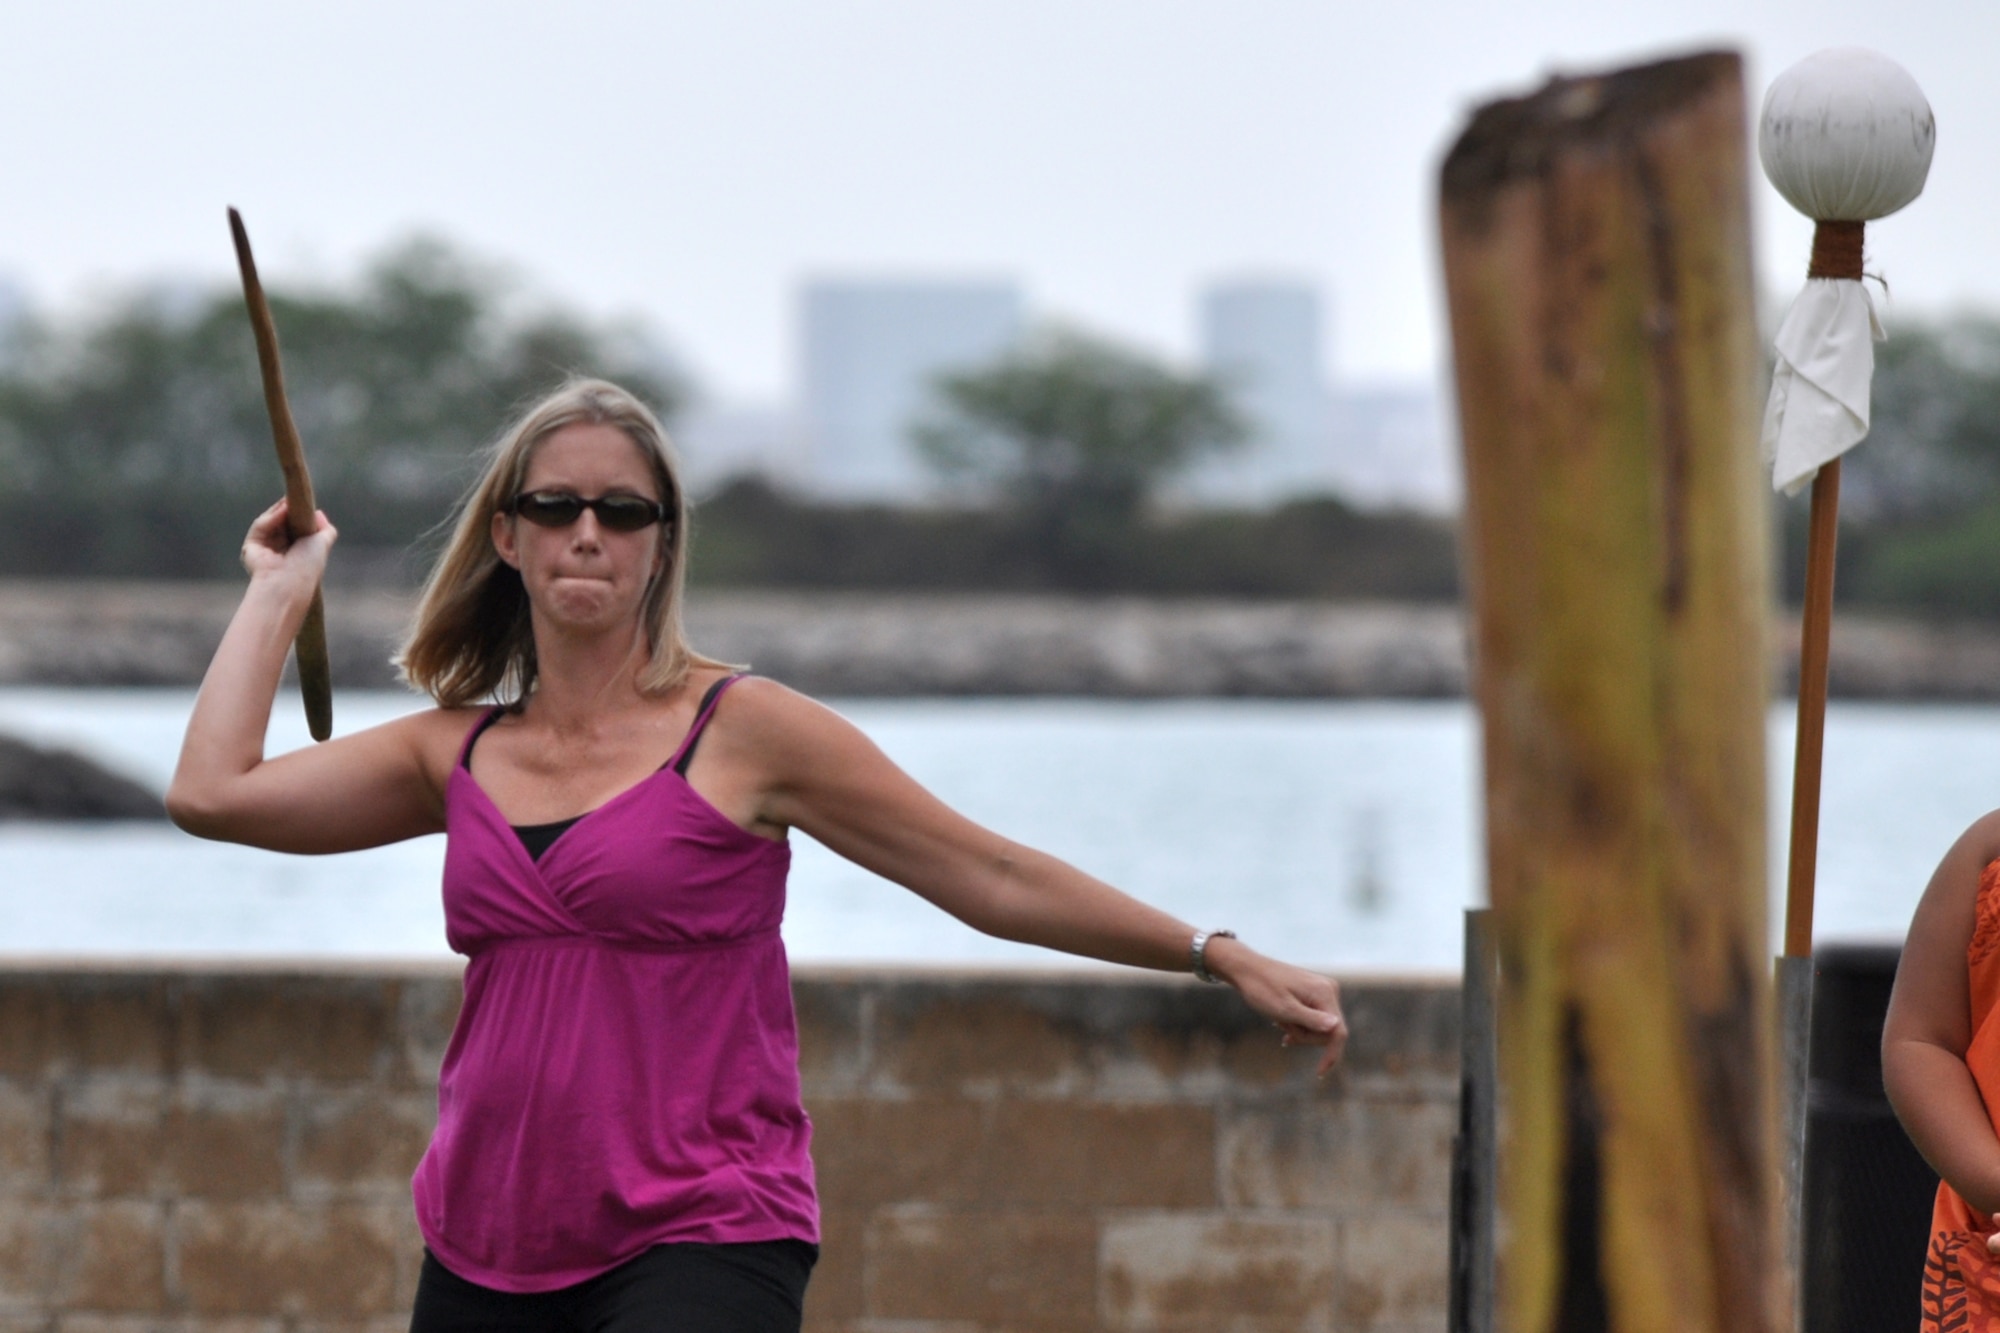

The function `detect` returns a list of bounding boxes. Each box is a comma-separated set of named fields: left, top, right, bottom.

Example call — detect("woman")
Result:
left=1886, top=815, right=2000, bottom=1330
left=168, top=377, right=1347, bottom=1333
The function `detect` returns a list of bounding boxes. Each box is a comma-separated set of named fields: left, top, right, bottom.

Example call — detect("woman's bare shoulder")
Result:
left=716, top=675, right=828, bottom=722
left=710, top=676, right=872, bottom=757
left=1943, top=809, right=2000, bottom=888
left=354, top=703, right=493, bottom=781
left=1905, top=808, right=2000, bottom=958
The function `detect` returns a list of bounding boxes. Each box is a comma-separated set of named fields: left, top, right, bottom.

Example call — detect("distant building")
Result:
left=1184, top=278, right=1456, bottom=512
left=1190, top=279, right=1334, bottom=505
left=798, top=279, right=1024, bottom=500
left=671, top=402, right=804, bottom=496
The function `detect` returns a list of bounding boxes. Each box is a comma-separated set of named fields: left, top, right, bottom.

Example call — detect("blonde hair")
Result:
left=398, top=377, right=725, bottom=706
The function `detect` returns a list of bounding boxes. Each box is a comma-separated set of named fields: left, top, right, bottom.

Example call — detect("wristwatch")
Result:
left=1191, top=929, right=1237, bottom=984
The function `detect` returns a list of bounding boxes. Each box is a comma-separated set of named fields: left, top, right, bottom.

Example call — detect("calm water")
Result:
left=0, top=688, right=1990, bottom=971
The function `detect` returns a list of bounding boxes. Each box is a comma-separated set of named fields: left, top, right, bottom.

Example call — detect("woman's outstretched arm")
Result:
left=711, top=678, right=1348, bottom=1074
left=167, top=499, right=460, bottom=854
left=1884, top=810, right=2000, bottom=1215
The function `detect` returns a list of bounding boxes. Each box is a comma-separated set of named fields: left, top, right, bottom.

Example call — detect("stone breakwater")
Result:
left=0, top=580, right=1996, bottom=698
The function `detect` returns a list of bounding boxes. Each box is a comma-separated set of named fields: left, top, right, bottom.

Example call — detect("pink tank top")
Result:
left=412, top=677, right=818, bottom=1292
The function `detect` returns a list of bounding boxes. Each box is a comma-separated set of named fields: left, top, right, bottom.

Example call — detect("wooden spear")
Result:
left=228, top=208, right=333, bottom=742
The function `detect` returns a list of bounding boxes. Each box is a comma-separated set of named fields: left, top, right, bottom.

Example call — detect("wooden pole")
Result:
left=1782, top=218, right=1865, bottom=959
left=228, top=208, right=333, bottom=742
left=1439, top=51, right=1781, bottom=1333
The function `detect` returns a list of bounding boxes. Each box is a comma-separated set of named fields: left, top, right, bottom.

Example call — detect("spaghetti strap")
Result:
left=457, top=706, right=509, bottom=771
left=668, top=674, right=745, bottom=776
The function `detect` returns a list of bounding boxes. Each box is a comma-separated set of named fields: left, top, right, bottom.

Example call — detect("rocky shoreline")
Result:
left=1, top=580, right=1998, bottom=699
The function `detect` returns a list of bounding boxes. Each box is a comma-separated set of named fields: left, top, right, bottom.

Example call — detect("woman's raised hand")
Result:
left=241, top=497, right=337, bottom=592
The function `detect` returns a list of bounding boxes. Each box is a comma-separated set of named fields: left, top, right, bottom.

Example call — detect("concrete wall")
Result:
left=0, top=963, right=1458, bottom=1333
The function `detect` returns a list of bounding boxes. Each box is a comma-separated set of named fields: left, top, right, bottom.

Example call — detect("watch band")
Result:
left=1191, top=929, right=1237, bottom=984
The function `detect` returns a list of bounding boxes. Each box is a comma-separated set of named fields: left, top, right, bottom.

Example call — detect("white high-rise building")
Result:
left=799, top=280, right=1024, bottom=500
left=1193, top=280, right=1334, bottom=504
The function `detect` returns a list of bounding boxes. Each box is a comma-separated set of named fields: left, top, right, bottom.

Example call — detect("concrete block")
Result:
left=173, top=1202, right=402, bottom=1317
left=872, top=992, right=1088, bottom=1098
left=1220, top=1099, right=1455, bottom=1214
left=182, top=981, right=391, bottom=1085
left=54, top=1321, right=282, bottom=1333
left=1334, top=1213, right=1450, bottom=1330
left=162, top=1087, right=286, bottom=1200
left=0, top=1200, right=57, bottom=1308
left=385, top=1207, right=425, bottom=1313
left=0, top=984, right=55, bottom=1080
left=52, top=1201, right=167, bottom=1312
left=391, top=980, right=460, bottom=1089
left=54, top=984, right=175, bottom=1080
left=0, top=1082, right=51, bottom=1196
left=807, top=1100, right=987, bottom=1208
left=801, top=1207, right=865, bottom=1324
left=293, top=1091, right=433, bottom=1200
left=1099, top=1212, right=1337, bottom=1329
left=1096, top=1025, right=1275, bottom=1102
left=984, top=1103, right=1215, bottom=1208
left=865, top=1206, right=1097, bottom=1325
left=793, top=979, right=868, bottom=1096
left=1336, top=986, right=1459, bottom=1089
left=54, top=1085, right=162, bottom=1198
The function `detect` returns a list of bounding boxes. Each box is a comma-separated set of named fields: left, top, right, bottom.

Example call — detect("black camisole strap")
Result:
left=459, top=705, right=510, bottom=771
left=671, top=674, right=742, bottom=777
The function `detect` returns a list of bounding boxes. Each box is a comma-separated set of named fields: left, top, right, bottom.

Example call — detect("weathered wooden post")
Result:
left=1439, top=52, right=1781, bottom=1331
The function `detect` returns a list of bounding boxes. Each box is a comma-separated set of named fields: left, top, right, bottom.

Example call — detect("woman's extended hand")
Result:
left=241, top=497, right=336, bottom=594
left=1207, top=940, right=1348, bottom=1077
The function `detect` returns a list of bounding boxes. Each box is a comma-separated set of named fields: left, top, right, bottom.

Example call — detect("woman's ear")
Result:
left=491, top=510, right=521, bottom=570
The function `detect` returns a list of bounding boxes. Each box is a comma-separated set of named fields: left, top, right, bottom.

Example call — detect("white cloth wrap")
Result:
left=1763, top=277, right=1885, bottom=495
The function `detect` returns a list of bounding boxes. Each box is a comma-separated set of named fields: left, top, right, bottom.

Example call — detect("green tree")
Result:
left=1772, top=313, right=2000, bottom=617
left=1840, top=314, right=2000, bottom=522
left=912, top=328, right=1246, bottom=583
left=0, top=239, right=684, bottom=577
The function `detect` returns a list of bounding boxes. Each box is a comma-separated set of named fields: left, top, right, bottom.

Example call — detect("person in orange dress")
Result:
left=1885, top=819, right=2000, bottom=1330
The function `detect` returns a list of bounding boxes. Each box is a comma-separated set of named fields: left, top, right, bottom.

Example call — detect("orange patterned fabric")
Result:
left=1925, top=1230, right=2000, bottom=1331
left=1925, top=859, right=2000, bottom=1332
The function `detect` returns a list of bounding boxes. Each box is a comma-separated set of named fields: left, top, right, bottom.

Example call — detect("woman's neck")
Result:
left=526, top=620, right=652, bottom=729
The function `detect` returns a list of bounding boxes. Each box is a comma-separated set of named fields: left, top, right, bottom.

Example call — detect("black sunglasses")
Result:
left=505, top=490, right=669, bottom=533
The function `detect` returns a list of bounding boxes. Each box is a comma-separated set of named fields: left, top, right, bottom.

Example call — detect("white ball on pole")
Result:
left=1758, top=47, right=1934, bottom=226
left=1758, top=48, right=1934, bottom=497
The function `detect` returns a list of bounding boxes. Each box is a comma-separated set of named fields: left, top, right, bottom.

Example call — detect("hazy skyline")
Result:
left=4, top=1, right=1994, bottom=402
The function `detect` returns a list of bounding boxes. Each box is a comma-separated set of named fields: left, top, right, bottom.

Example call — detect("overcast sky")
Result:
left=3, top=1, right=1992, bottom=402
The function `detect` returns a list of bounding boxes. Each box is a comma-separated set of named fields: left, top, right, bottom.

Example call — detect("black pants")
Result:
left=410, top=1241, right=817, bottom=1333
